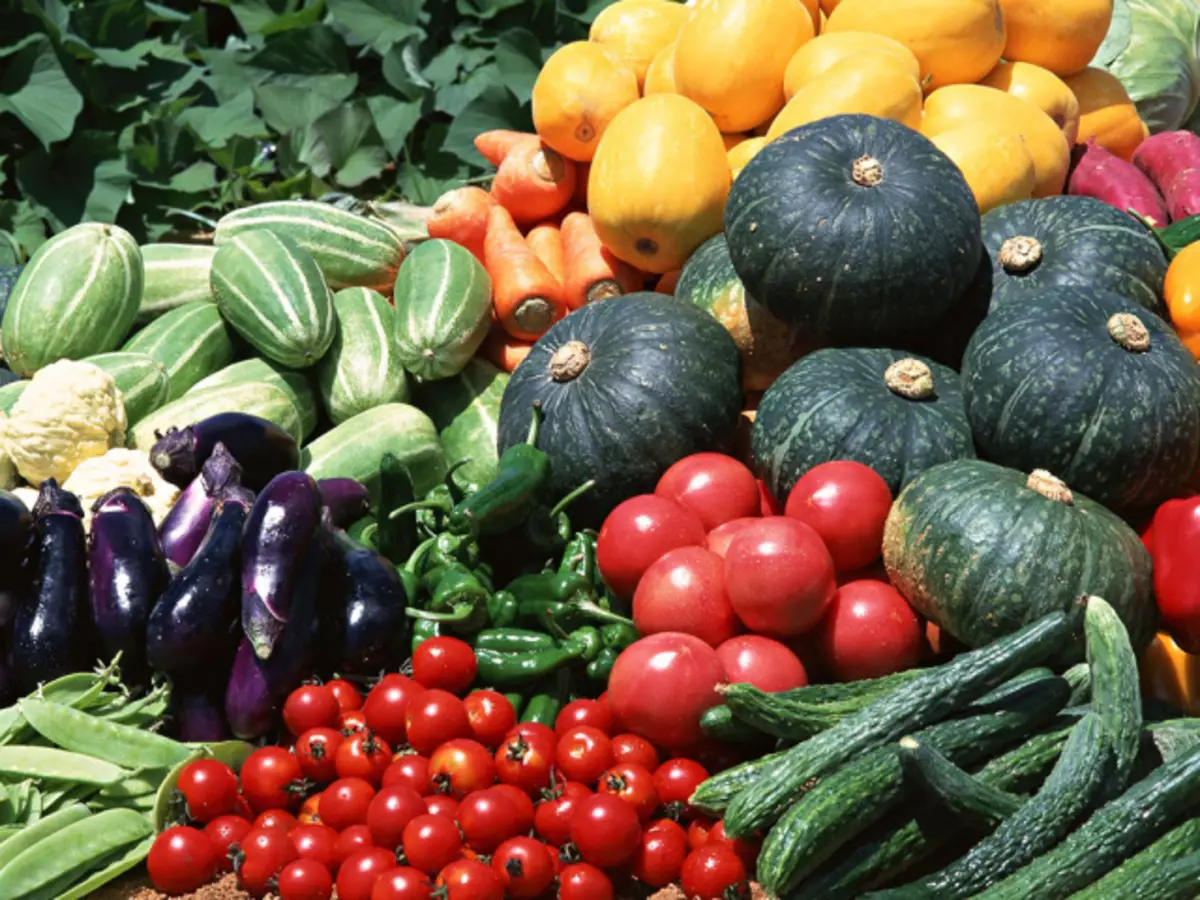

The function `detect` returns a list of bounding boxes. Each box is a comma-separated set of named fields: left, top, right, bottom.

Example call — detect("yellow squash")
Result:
left=589, top=0, right=690, bottom=90
left=979, top=61, right=1081, bottom=144
left=728, top=136, right=767, bottom=179
left=825, top=0, right=1006, bottom=90
left=799, top=0, right=822, bottom=33
left=930, top=126, right=1037, bottom=214
left=784, top=32, right=920, bottom=100
left=921, top=84, right=1071, bottom=198
left=673, top=0, right=814, bottom=133
left=1064, top=67, right=1148, bottom=161
left=588, top=94, right=731, bottom=274
left=768, top=55, right=922, bottom=141
left=532, top=42, right=640, bottom=162
left=997, top=0, right=1114, bottom=77
left=643, top=41, right=679, bottom=95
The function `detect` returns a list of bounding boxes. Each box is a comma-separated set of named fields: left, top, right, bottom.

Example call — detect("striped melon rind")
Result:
left=213, top=200, right=407, bottom=293
left=130, top=381, right=304, bottom=449
left=0, top=381, right=28, bottom=414
left=81, top=351, right=170, bottom=426
left=302, top=403, right=446, bottom=506
left=1, top=223, right=143, bottom=376
left=122, top=300, right=237, bottom=401
left=416, top=358, right=508, bottom=491
left=190, top=358, right=320, bottom=442
left=210, top=230, right=336, bottom=370
left=394, top=239, right=492, bottom=381
left=136, top=244, right=217, bottom=323
left=316, top=287, right=410, bottom=426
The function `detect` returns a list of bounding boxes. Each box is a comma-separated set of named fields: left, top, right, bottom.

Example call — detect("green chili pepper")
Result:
left=474, top=638, right=592, bottom=688
left=586, top=648, right=619, bottom=682
left=519, top=669, right=571, bottom=725
left=508, top=570, right=596, bottom=606
left=411, top=618, right=442, bottom=652
left=567, top=626, right=602, bottom=663
left=600, top=622, right=638, bottom=651
left=377, top=453, right=416, bottom=563
left=475, top=629, right=558, bottom=653
left=431, top=532, right=479, bottom=570
left=345, top=516, right=379, bottom=552
left=487, top=591, right=520, bottom=629
left=504, top=693, right=527, bottom=719
left=408, top=566, right=491, bottom=634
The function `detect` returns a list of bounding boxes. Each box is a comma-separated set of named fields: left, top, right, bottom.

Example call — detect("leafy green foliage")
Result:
left=0, top=0, right=611, bottom=263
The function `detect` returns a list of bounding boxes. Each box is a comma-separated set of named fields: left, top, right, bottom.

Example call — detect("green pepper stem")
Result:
left=389, top=499, right=450, bottom=520
left=406, top=604, right=478, bottom=624
left=570, top=599, right=634, bottom=627
left=549, top=479, right=597, bottom=519
left=403, top=536, right=440, bottom=574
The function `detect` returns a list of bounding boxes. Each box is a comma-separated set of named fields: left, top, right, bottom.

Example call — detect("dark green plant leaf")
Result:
left=229, top=0, right=323, bottom=36
left=71, top=0, right=150, bottom=49
left=381, top=40, right=432, bottom=97
left=177, top=91, right=268, bottom=149
left=0, top=34, right=84, bottom=149
left=253, top=72, right=359, bottom=132
left=493, top=28, right=543, bottom=102
left=436, top=63, right=506, bottom=117
left=246, top=24, right=350, bottom=73
left=366, top=93, right=422, bottom=155
left=16, top=131, right=136, bottom=228
left=325, top=0, right=423, bottom=54
left=0, top=200, right=51, bottom=255
left=441, top=83, right=532, bottom=166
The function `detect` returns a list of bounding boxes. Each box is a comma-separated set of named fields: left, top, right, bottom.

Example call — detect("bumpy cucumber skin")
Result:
left=897, top=737, right=1023, bottom=828
left=1069, top=818, right=1200, bottom=900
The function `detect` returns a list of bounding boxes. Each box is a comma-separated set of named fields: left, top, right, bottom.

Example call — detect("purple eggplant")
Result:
left=323, top=528, right=410, bottom=674
left=159, top=443, right=244, bottom=568
left=241, top=472, right=322, bottom=660
left=318, top=478, right=370, bottom=528
left=150, top=412, right=299, bottom=491
left=0, top=490, right=33, bottom=582
left=174, top=686, right=232, bottom=743
left=89, top=488, right=169, bottom=686
left=0, top=652, right=17, bottom=707
left=31, top=479, right=83, bottom=519
left=145, top=490, right=252, bottom=675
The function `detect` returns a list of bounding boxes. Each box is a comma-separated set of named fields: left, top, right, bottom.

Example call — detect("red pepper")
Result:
left=1149, top=497, right=1200, bottom=654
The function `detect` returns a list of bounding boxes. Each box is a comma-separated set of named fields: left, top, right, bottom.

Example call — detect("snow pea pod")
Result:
left=18, top=698, right=193, bottom=769
left=0, top=657, right=122, bottom=745
left=0, top=747, right=128, bottom=785
left=0, top=804, right=91, bottom=872
left=54, top=834, right=154, bottom=900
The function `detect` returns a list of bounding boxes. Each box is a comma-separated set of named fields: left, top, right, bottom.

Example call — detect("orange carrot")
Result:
left=491, top=141, right=577, bottom=226
left=427, top=187, right=497, bottom=264
left=484, top=205, right=568, bottom=341
left=474, top=130, right=538, bottom=167
left=526, top=221, right=566, bottom=286
left=560, top=211, right=644, bottom=310
left=480, top=324, right=534, bottom=373
left=572, top=161, right=591, bottom=210
left=655, top=269, right=682, bottom=296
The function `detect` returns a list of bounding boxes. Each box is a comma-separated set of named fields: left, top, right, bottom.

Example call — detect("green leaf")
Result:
left=456, top=0, right=529, bottom=20
left=246, top=24, right=350, bottom=74
left=228, top=0, right=325, bottom=36
left=0, top=231, right=22, bottom=266
left=325, top=0, right=423, bottom=54
left=1091, top=0, right=1132, bottom=68
left=0, top=34, right=84, bottom=149
left=0, top=200, right=51, bottom=256
left=167, top=161, right=219, bottom=193
left=177, top=91, right=268, bottom=149
left=381, top=40, right=432, bottom=98
left=253, top=72, right=359, bottom=132
left=493, top=28, right=543, bottom=102
left=366, top=93, right=422, bottom=155
left=15, top=132, right=137, bottom=228
left=441, top=83, right=531, bottom=165
left=70, top=0, right=150, bottom=49
left=436, top=64, right=507, bottom=117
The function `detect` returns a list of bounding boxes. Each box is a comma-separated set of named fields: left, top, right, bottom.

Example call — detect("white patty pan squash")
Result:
left=63, top=448, right=179, bottom=528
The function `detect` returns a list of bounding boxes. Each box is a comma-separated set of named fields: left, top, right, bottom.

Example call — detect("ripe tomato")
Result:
left=610, top=733, right=660, bottom=771
left=237, top=825, right=299, bottom=897
left=816, top=579, right=925, bottom=681
left=402, top=813, right=464, bottom=875
left=412, top=636, right=478, bottom=694
left=319, top=777, right=376, bottom=831
left=283, top=684, right=341, bottom=737
left=687, top=816, right=715, bottom=850
left=232, top=794, right=254, bottom=820
left=336, top=847, right=396, bottom=900
left=716, top=635, right=808, bottom=693
left=705, top=517, right=760, bottom=558
left=336, top=732, right=393, bottom=785
left=367, top=785, right=427, bottom=850
left=290, top=823, right=339, bottom=873
left=277, top=858, right=334, bottom=900
left=785, top=460, right=892, bottom=573
left=707, top=819, right=762, bottom=870
left=608, top=633, right=725, bottom=748
left=429, top=738, right=495, bottom=799
left=503, top=722, right=556, bottom=747
left=596, top=494, right=706, bottom=599
left=176, top=758, right=239, bottom=823
left=681, top=843, right=749, bottom=900
left=494, top=729, right=556, bottom=795
left=558, top=862, right=614, bottom=900
left=295, top=727, right=344, bottom=784
left=298, top=793, right=323, bottom=825
left=363, top=674, right=425, bottom=747
left=654, top=759, right=710, bottom=822
left=656, top=453, right=761, bottom=531
left=327, top=678, right=364, bottom=713
left=435, top=858, right=505, bottom=900
left=555, top=726, right=614, bottom=785
left=340, top=709, right=371, bottom=737
left=463, top=690, right=517, bottom=748
left=370, top=866, right=433, bottom=900
left=254, top=809, right=298, bottom=832
left=488, top=784, right=536, bottom=835
left=424, top=794, right=459, bottom=818
left=333, top=825, right=374, bottom=868
left=148, top=826, right=218, bottom=894
left=457, top=788, right=521, bottom=853
left=492, top=836, right=555, bottom=898
left=205, top=815, right=252, bottom=873
left=569, top=793, right=642, bottom=868
left=633, top=546, right=741, bottom=647
left=240, top=747, right=304, bottom=813
left=723, top=516, right=837, bottom=638
left=533, top=781, right=590, bottom=846
left=554, top=698, right=614, bottom=737
left=383, top=754, right=431, bottom=795
left=597, top=762, right=658, bottom=822
left=405, top=689, right=471, bottom=756
left=632, top=817, right=688, bottom=887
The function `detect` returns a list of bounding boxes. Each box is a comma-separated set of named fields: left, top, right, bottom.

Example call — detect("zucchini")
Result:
left=720, top=608, right=1078, bottom=837
left=756, top=670, right=1069, bottom=895
left=897, top=735, right=1023, bottom=828
left=1069, top=818, right=1200, bottom=899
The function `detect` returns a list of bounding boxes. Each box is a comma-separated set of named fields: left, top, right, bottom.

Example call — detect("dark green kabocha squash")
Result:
left=497, top=294, right=742, bottom=527
left=750, top=347, right=974, bottom=503
left=962, top=286, right=1200, bottom=517
left=980, top=196, right=1168, bottom=315
left=883, top=459, right=1156, bottom=660
left=724, top=114, right=981, bottom=345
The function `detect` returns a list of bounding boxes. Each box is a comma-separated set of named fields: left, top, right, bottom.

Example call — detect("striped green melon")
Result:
left=81, top=351, right=170, bottom=426
left=0, top=381, right=28, bottom=414
left=136, top=244, right=216, bottom=323
left=130, top=381, right=303, bottom=449
left=210, top=230, right=336, bottom=369
left=316, top=287, right=410, bottom=425
left=122, top=300, right=237, bottom=401
left=302, top=403, right=446, bottom=506
left=393, top=239, right=491, bottom=381
left=190, top=358, right=320, bottom=441
left=416, top=358, right=508, bottom=491
left=213, top=200, right=406, bottom=293
left=1, top=223, right=143, bottom=376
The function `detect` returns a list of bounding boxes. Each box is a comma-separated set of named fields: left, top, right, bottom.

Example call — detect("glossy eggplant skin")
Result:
left=0, top=491, right=33, bottom=583
left=11, top=509, right=88, bottom=693
left=241, top=472, right=322, bottom=660
left=323, top=528, right=410, bottom=675
left=173, top=685, right=232, bottom=743
left=318, top=478, right=371, bottom=528
left=145, top=493, right=250, bottom=675
left=150, top=412, right=299, bottom=491
left=89, top=489, right=169, bottom=686
left=159, top=442, right=243, bottom=569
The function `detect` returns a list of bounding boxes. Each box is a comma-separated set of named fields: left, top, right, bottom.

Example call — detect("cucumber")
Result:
left=122, top=300, right=237, bottom=400
left=213, top=200, right=407, bottom=292
left=302, top=403, right=447, bottom=506
left=393, top=239, right=491, bottom=381
left=315, top=287, right=409, bottom=426
left=416, top=358, right=508, bottom=491
left=1064, top=661, right=1091, bottom=706
left=1, top=223, right=143, bottom=376
left=782, top=671, right=925, bottom=705
left=81, top=351, right=170, bottom=426
left=136, top=243, right=216, bottom=323
left=129, top=381, right=304, bottom=448
left=0, top=381, right=28, bottom=414
left=690, top=749, right=790, bottom=816
left=700, top=704, right=770, bottom=744
left=897, top=735, right=1023, bottom=828
left=210, top=230, right=336, bottom=369
left=719, top=607, right=1079, bottom=838
left=1069, top=818, right=1200, bottom=899
left=722, top=682, right=917, bottom=742
left=756, top=670, right=1070, bottom=895
left=189, top=358, right=320, bottom=441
